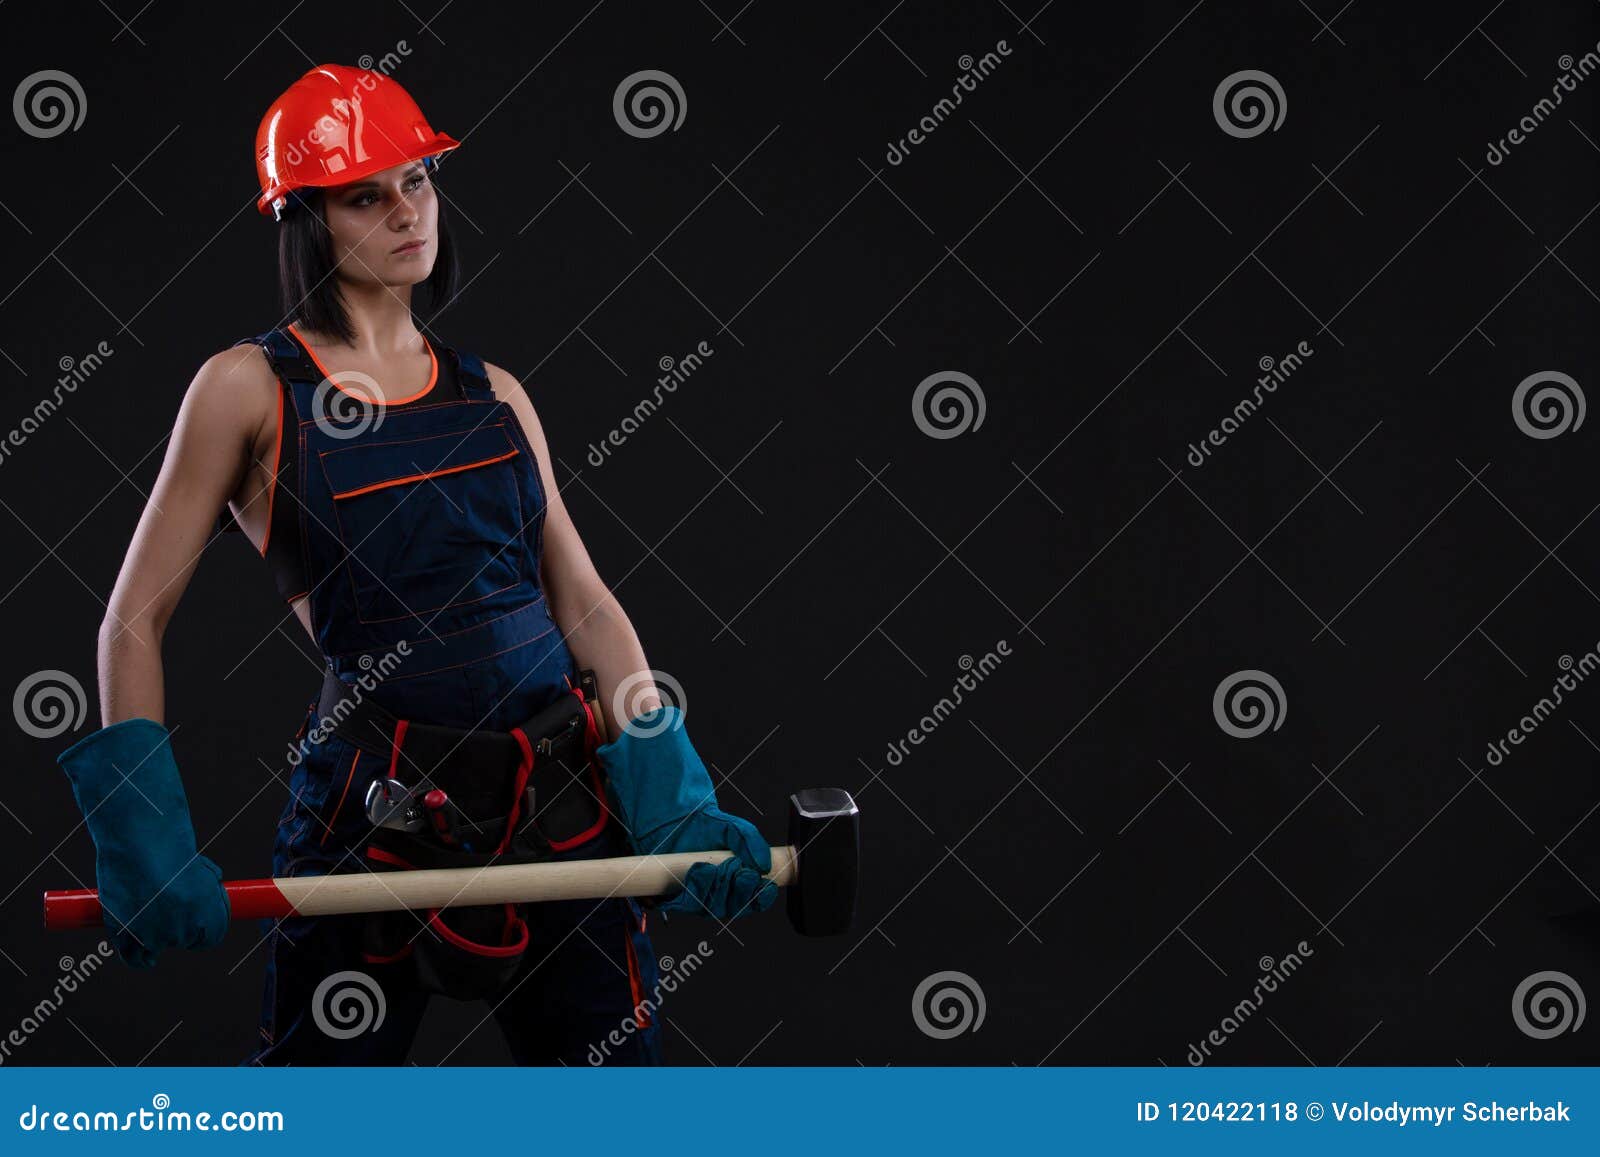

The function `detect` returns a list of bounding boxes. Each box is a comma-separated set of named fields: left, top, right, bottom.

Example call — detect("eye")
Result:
left=350, top=191, right=378, bottom=207
left=405, top=172, right=426, bottom=191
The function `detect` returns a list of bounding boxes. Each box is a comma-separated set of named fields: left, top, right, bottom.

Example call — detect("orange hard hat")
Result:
left=254, top=63, right=460, bottom=219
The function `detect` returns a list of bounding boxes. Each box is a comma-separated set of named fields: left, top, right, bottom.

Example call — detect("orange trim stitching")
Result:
left=316, top=420, right=512, bottom=461
left=325, top=593, right=550, bottom=665
left=318, top=747, right=363, bottom=847
left=292, top=398, right=506, bottom=428
left=258, top=387, right=284, bottom=558
left=286, top=321, right=439, bottom=406
left=334, top=616, right=557, bottom=680
left=330, top=448, right=519, bottom=501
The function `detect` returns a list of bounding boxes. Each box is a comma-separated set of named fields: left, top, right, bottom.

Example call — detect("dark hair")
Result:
left=276, top=178, right=459, bottom=343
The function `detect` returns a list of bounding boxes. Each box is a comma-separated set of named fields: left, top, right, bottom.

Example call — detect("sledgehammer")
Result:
left=43, top=788, right=859, bottom=936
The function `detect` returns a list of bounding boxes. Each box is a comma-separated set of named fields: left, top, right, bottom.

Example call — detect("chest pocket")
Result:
left=319, top=421, right=529, bottom=624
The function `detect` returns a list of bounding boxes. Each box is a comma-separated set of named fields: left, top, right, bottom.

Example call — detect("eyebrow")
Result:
left=340, top=164, right=427, bottom=192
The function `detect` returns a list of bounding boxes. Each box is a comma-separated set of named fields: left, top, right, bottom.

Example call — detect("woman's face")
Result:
left=320, top=160, right=439, bottom=289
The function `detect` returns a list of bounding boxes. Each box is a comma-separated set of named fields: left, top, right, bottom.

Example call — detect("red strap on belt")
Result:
left=546, top=687, right=611, bottom=852
left=386, top=718, right=409, bottom=780
left=426, top=908, right=529, bottom=957
left=497, top=727, right=536, bottom=856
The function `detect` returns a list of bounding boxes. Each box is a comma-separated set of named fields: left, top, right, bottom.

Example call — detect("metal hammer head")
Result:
left=786, top=788, right=859, bottom=936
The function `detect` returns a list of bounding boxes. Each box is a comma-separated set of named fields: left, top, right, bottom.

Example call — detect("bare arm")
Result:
left=98, top=347, right=271, bottom=726
left=486, top=363, right=660, bottom=741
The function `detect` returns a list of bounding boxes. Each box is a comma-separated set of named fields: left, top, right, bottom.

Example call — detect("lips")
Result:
left=391, top=239, right=426, bottom=254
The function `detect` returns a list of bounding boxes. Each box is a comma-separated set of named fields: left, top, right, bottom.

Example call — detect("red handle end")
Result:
left=43, top=878, right=296, bottom=931
left=43, top=888, right=103, bottom=930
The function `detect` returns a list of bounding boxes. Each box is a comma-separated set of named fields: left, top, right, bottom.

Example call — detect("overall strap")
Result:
left=235, top=328, right=322, bottom=389
left=440, top=343, right=495, bottom=401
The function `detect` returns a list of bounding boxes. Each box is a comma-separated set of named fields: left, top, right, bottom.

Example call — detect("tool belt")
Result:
left=316, top=666, right=612, bottom=1000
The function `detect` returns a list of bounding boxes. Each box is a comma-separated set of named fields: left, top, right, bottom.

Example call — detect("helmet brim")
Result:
left=256, top=133, right=460, bottom=217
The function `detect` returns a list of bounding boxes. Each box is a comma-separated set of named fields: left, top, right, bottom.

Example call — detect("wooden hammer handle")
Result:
left=44, top=846, right=798, bottom=930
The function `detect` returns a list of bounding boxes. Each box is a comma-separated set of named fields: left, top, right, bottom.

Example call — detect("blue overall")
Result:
left=233, top=326, right=663, bottom=1065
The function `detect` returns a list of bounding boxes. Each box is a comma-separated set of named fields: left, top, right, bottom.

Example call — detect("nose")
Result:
left=389, top=196, right=419, bottom=230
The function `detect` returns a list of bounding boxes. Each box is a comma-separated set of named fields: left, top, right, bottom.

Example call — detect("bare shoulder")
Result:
left=484, top=359, right=560, bottom=464
left=183, top=343, right=278, bottom=444
left=191, top=343, right=276, bottom=400
left=482, top=360, right=525, bottom=401
left=483, top=360, right=544, bottom=421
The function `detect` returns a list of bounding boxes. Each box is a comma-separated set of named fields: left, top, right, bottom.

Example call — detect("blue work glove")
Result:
left=57, top=718, right=230, bottom=968
left=594, top=705, right=777, bottom=921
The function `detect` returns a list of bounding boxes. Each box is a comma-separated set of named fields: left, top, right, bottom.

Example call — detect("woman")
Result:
left=52, top=63, right=776, bottom=1065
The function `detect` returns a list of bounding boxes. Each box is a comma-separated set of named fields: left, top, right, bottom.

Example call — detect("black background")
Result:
left=1, top=0, right=1598, bottom=1066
